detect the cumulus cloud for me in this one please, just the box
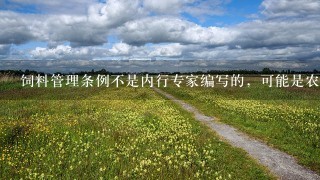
[191,45,320,60]
[30,45,93,60]
[231,19,320,49]
[261,0,320,18]
[143,0,191,14]
[42,15,108,47]
[38,0,146,47]
[0,0,320,61]
[26,42,320,61]
[2,59,320,73]
[149,43,185,57]
[118,17,237,46]
[88,0,145,28]
[109,43,136,56]
[0,12,35,45]
[143,0,226,18]
[0,0,148,47]
[0,12,109,47]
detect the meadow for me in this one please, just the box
[160,75,320,174]
[0,78,274,179]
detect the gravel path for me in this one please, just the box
[153,88,320,180]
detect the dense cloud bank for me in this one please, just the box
[0,0,319,60]
[1,60,319,73]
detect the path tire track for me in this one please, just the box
[153,87,320,180]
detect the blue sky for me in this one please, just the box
[12,0,261,51]
[0,0,320,63]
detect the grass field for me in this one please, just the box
[0,79,274,179]
[160,76,320,174]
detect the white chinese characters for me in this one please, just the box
[21,74,319,88]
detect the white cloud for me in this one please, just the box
[143,0,226,18]
[232,19,320,49]
[143,0,192,14]
[191,45,320,60]
[0,0,149,47]
[1,0,320,61]
[110,43,135,55]
[149,43,184,57]
[118,17,237,46]
[88,0,145,27]
[261,0,320,18]
[0,12,35,44]
[42,15,109,47]
[30,45,92,60]
[0,11,107,46]
[257,61,309,69]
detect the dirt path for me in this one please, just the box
[153,88,320,180]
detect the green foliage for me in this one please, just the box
[0,87,273,179]
[161,77,320,173]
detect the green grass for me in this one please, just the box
[160,76,320,174]
[0,83,274,179]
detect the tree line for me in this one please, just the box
[0,68,319,77]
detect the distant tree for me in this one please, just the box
[99,68,107,74]
[25,69,30,74]
[262,68,271,74]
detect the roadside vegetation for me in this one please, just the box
[160,76,320,174]
[0,78,273,179]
